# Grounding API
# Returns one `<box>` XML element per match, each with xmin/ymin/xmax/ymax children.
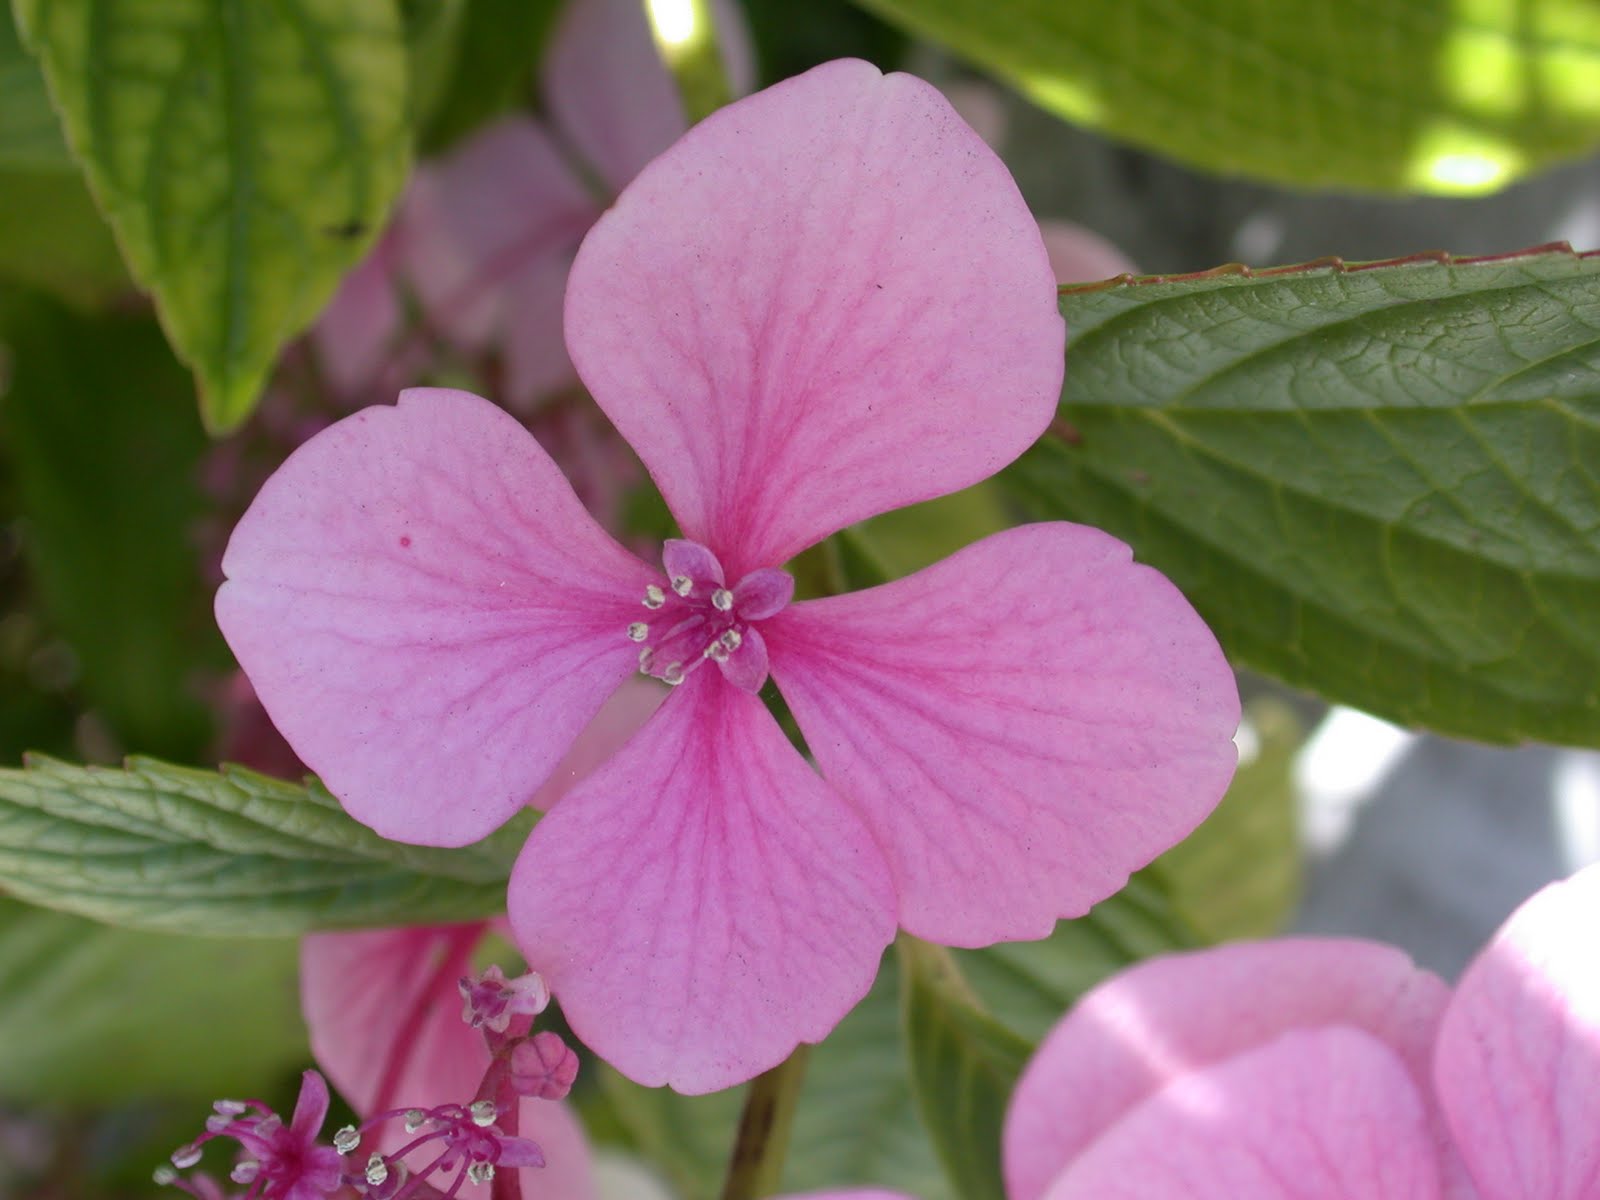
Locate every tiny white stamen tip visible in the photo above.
<box><xmin>171</xmin><ymin>1145</ymin><xmax>203</xmax><ymax>1170</ymax></box>
<box><xmin>470</xmin><ymin>1099</ymin><xmax>498</xmax><ymax>1127</ymax></box>
<box><xmin>212</xmin><ymin>1099</ymin><xmax>247</xmax><ymax>1116</ymax></box>
<box><xmin>231</xmin><ymin>1159</ymin><xmax>261</xmax><ymax>1185</ymax></box>
<box><xmin>706</xmin><ymin>642</ymin><xmax>729</xmax><ymax>662</ymax></box>
<box><xmin>663</xmin><ymin>663</ymin><xmax>685</xmax><ymax>685</ymax></box>
<box><xmin>154</xmin><ymin>1166</ymin><xmax>179</xmax><ymax>1185</ymax></box>
<box><xmin>720</xmin><ymin>629</ymin><xmax>742</xmax><ymax>651</ymax></box>
<box><xmin>627</xmin><ymin>621</ymin><xmax>649</xmax><ymax>642</ymax></box>
<box><xmin>671</xmin><ymin>574</ymin><xmax>694</xmax><ymax>596</ymax></box>
<box><xmin>403</xmin><ymin>1107</ymin><xmax>425</xmax><ymax>1132</ymax></box>
<box><xmin>334</xmin><ymin>1125</ymin><xmax>361</xmax><ymax>1154</ymax></box>
<box><xmin>711</xmin><ymin>588</ymin><xmax>733</xmax><ymax>611</ymax></box>
<box><xmin>638</xmin><ymin>647</ymin><xmax>656</xmax><ymax>671</ymax></box>
<box><xmin>643</xmin><ymin>584</ymin><xmax>665</xmax><ymax>609</ymax></box>
<box><xmin>365</xmin><ymin>1153</ymin><xmax>390</xmax><ymax>1186</ymax></box>
<box><xmin>468</xmin><ymin>1162</ymin><xmax>496</xmax><ymax>1185</ymax></box>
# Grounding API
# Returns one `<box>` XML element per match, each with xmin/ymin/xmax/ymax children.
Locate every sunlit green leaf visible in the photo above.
<box><xmin>1007</xmin><ymin>247</ymin><xmax>1600</xmax><ymax>748</ymax></box>
<box><xmin>13</xmin><ymin>0</ymin><xmax>411</xmax><ymax>430</ymax></box>
<box><xmin>854</xmin><ymin>0</ymin><xmax>1600</xmax><ymax>194</ymax></box>
<box><xmin>0</xmin><ymin>756</ymin><xmax>516</xmax><ymax>934</ymax></box>
<box><xmin>0</xmin><ymin>896</ymin><xmax>306</xmax><ymax>1103</ymax></box>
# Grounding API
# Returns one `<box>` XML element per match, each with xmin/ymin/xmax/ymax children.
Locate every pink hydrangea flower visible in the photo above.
<box><xmin>217</xmin><ymin>59</ymin><xmax>1239</xmax><ymax>1093</ymax></box>
<box><xmin>791</xmin><ymin>863</ymin><xmax>1600</xmax><ymax>1200</ymax></box>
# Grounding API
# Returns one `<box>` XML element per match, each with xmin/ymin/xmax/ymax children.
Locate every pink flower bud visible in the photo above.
<box><xmin>510</xmin><ymin>1032</ymin><xmax>579</xmax><ymax>1100</ymax></box>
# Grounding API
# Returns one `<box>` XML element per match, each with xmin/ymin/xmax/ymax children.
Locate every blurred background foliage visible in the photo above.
<box><xmin>0</xmin><ymin>0</ymin><xmax>1597</xmax><ymax>1196</ymax></box>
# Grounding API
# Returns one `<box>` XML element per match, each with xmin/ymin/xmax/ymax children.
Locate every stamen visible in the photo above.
<box><xmin>334</xmin><ymin>1125</ymin><xmax>361</xmax><ymax>1154</ymax></box>
<box><xmin>662</xmin><ymin>662</ymin><xmax>685</xmax><ymax>685</ymax></box>
<box><xmin>365</xmin><ymin>1152</ymin><xmax>390</xmax><ymax>1186</ymax></box>
<box><xmin>671</xmin><ymin>574</ymin><xmax>694</xmax><ymax>597</ymax></box>
<box><xmin>469</xmin><ymin>1100</ymin><xmax>498</xmax><ymax>1127</ymax></box>
<box><xmin>643</xmin><ymin>584</ymin><xmax>665</xmax><ymax>609</ymax></box>
<box><xmin>639</xmin><ymin>647</ymin><xmax>655</xmax><ymax>670</ymax></box>
<box><xmin>705</xmin><ymin>642</ymin><xmax>729</xmax><ymax>662</ymax></box>
<box><xmin>171</xmin><ymin>1144</ymin><xmax>203</xmax><ymax>1170</ymax></box>
<box><xmin>720</xmin><ymin>629</ymin><xmax>742</xmax><ymax>651</ymax></box>
<box><xmin>153</xmin><ymin>1166</ymin><xmax>178</xmax><ymax>1186</ymax></box>
<box><xmin>468</xmin><ymin>1162</ymin><xmax>496</xmax><ymax>1185</ymax></box>
<box><xmin>711</xmin><ymin>587</ymin><xmax>734</xmax><ymax>611</ymax></box>
<box><xmin>231</xmin><ymin>1159</ymin><xmax>261</xmax><ymax>1185</ymax></box>
<box><xmin>627</xmin><ymin>621</ymin><xmax>649</xmax><ymax>641</ymax></box>
<box><xmin>404</xmin><ymin>1109</ymin><xmax>426</xmax><ymax>1133</ymax></box>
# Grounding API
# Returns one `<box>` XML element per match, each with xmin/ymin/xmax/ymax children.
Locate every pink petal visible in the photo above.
<box><xmin>401</xmin><ymin>120</ymin><xmax>597</xmax><ymax>407</ymax></box>
<box><xmin>542</xmin><ymin>0</ymin><xmax>754</xmax><ymax>194</ymax></box>
<box><xmin>530</xmin><ymin>676</ymin><xmax>667</xmax><ymax>812</ymax></box>
<box><xmin>301</xmin><ymin>925</ymin><xmax>487</xmax><ymax>1148</ymax></box>
<box><xmin>564</xmin><ymin>59</ymin><xmax>1064</xmax><ymax>579</ymax></box>
<box><xmin>289</xmin><ymin>1069</ymin><xmax>332</xmax><ymax>1142</ymax></box>
<box><xmin>1003</xmin><ymin>939</ymin><xmax>1454</xmax><ymax>1200</ymax></box>
<box><xmin>216</xmin><ymin>388</ymin><xmax>653</xmax><ymax>845</ymax></box>
<box><xmin>1434</xmin><ymin>864</ymin><xmax>1600</xmax><ymax>1200</ymax></box>
<box><xmin>1037</xmin><ymin>219</ymin><xmax>1137</xmax><ymax>283</ymax></box>
<box><xmin>518</xmin><ymin>1099</ymin><xmax>599</xmax><ymax>1200</ymax></box>
<box><xmin>1042</xmin><ymin>1029</ymin><xmax>1443</xmax><ymax>1200</ymax></box>
<box><xmin>313</xmin><ymin>231</ymin><xmax>404</xmax><ymax>396</ymax></box>
<box><xmin>774</xmin><ymin>1194</ymin><xmax>918</xmax><ymax>1200</ymax></box>
<box><xmin>507</xmin><ymin>673</ymin><xmax>897</xmax><ymax>1093</ymax></box>
<box><xmin>765</xmin><ymin>523</ymin><xmax>1239</xmax><ymax>945</ymax></box>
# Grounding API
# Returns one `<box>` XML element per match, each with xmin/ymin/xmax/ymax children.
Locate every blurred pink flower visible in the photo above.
<box><xmin>790</xmin><ymin>863</ymin><xmax>1600</xmax><ymax>1200</ymax></box>
<box><xmin>218</xmin><ymin>59</ymin><xmax>1238</xmax><ymax>1094</ymax></box>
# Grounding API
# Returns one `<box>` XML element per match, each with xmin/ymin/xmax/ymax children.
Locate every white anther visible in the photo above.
<box><xmin>705</xmin><ymin>642</ymin><xmax>730</xmax><ymax>663</ymax></box>
<box><xmin>212</xmin><ymin>1099</ymin><xmax>247</xmax><ymax>1116</ymax></box>
<box><xmin>334</xmin><ymin>1125</ymin><xmax>361</xmax><ymax>1154</ymax></box>
<box><xmin>365</xmin><ymin>1153</ymin><xmax>389</xmax><ymax>1186</ymax></box>
<box><xmin>470</xmin><ymin>1099</ymin><xmax>498</xmax><ymax>1127</ymax></box>
<box><xmin>467</xmin><ymin>1162</ymin><xmax>496</xmax><ymax>1185</ymax></box>
<box><xmin>638</xmin><ymin>647</ymin><xmax>656</xmax><ymax>671</ymax></box>
<box><xmin>231</xmin><ymin>1159</ymin><xmax>261</xmax><ymax>1185</ymax></box>
<box><xmin>671</xmin><ymin>574</ymin><xmax>694</xmax><ymax>596</ymax></box>
<box><xmin>719</xmin><ymin>629</ymin><xmax>742</xmax><ymax>651</ymax></box>
<box><xmin>403</xmin><ymin>1108</ymin><xmax>426</xmax><ymax>1132</ymax></box>
<box><xmin>171</xmin><ymin>1145</ymin><xmax>203</xmax><ymax>1170</ymax></box>
<box><xmin>663</xmin><ymin>662</ymin><xmax>685</xmax><ymax>685</ymax></box>
<box><xmin>627</xmin><ymin>621</ymin><xmax>649</xmax><ymax>642</ymax></box>
<box><xmin>711</xmin><ymin>587</ymin><xmax>734</xmax><ymax>611</ymax></box>
<box><xmin>154</xmin><ymin>1166</ymin><xmax>179</xmax><ymax>1185</ymax></box>
<box><xmin>643</xmin><ymin>584</ymin><xmax>665</xmax><ymax>609</ymax></box>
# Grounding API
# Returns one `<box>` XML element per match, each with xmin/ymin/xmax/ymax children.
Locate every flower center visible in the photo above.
<box><xmin>628</xmin><ymin>539</ymin><xmax>793</xmax><ymax>694</ymax></box>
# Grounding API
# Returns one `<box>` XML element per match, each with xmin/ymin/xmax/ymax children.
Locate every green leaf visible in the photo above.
<box><xmin>0</xmin><ymin>2</ymin><xmax>68</xmax><ymax>167</ymax></box>
<box><xmin>0</xmin><ymin>896</ymin><xmax>307</xmax><ymax>1102</ymax></box>
<box><xmin>417</xmin><ymin>0</ymin><xmax>562</xmax><ymax>153</ymax></box>
<box><xmin>1153</xmin><ymin>697</ymin><xmax>1303</xmax><ymax>942</ymax></box>
<box><xmin>12</xmin><ymin>0</ymin><xmax>411</xmax><ymax>430</ymax></box>
<box><xmin>0</xmin><ymin>756</ymin><xmax>516</xmax><ymax>934</ymax></box>
<box><xmin>0</xmin><ymin>294</ymin><xmax>216</xmax><ymax>756</ymax></box>
<box><xmin>899</xmin><ymin>938</ymin><xmax>1031</xmax><ymax>1200</ymax></box>
<box><xmin>1005</xmin><ymin>246</ymin><xmax>1600</xmax><ymax>748</ymax></box>
<box><xmin>954</xmin><ymin>873</ymin><xmax>1199</xmax><ymax>1045</ymax></box>
<box><xmin>0</xmin><ymin>171</ymin><xmax>128</xmax><ymax>305</ymax></box>
<box><xmin>853</xmin><ymin>0</ymin><xmax>1600</xmax><ymax>194</ymax></box>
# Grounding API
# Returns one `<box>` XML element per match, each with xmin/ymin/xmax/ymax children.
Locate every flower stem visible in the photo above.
<box><xmin>642</xmin><ymin>0</ymin><xmax>732</xmax><ymax>124</ymax></box>
<box><xmin>718</xmin><ymin>1046</ymin><xmax>811</xmax><ymax>1200</ymax></box>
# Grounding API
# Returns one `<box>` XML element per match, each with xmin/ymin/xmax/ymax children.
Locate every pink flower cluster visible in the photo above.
<box><xmin>788</xmin><ymin>863</ymin><xmax>1600</xmax><ymax>1200</ymax></box>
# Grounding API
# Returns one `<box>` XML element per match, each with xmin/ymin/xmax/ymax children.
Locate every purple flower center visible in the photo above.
<box><xmin>629</xmin><ymin>539</ymin><xmax>793</xmax><ymax>693</ymax></box>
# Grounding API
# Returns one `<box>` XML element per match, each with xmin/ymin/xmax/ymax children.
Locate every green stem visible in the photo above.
<box><xmin>642</xmin><ymin>0</ymin><xmax>732</xmax><ymax>124</ymax></box>
<box><xmin>718</xmin><ymin>1046</ymin><xmax>812</xmax><ymax>1200</ymax></box>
